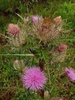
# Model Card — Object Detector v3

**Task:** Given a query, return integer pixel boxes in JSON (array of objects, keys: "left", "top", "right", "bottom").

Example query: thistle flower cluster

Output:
[
  {"left": 33, "top": 16, "right": 63, "bottom": 41},
  {"left": 7, "top": 15, "right": 72, "bottom": 94},
  {"left": 7, "top": 15, "right": 63, "bottom": 47}
]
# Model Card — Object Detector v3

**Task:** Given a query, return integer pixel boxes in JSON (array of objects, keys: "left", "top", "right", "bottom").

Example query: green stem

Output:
[
  {"left": 42, "top": 52, "right": 51, "bottom": 84},
  {"left": 0, "top": 54, "right": 34, "bottom": 56}
]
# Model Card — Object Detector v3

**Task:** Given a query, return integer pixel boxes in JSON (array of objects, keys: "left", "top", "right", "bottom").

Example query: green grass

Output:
[{"left": 0, "top": 0, "right": 75, "bottom": 100}]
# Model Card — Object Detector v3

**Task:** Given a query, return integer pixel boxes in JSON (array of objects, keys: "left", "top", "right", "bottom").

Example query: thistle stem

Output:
[
  {"left": 42, "top": 52, "right": 51, "bottom": 84},
  {"left": 0, "top": 54, "right": 34, "bottom": 56}
]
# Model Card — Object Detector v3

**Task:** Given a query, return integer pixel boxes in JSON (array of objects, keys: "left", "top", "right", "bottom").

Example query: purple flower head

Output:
[
  {"left": 22, "top": 67, "right": 47, "bottom": 91},
  {"left": 31, "top": 15, "right": 42, "bottom": 24},
  {"left": 25, "top": 17, "right": 29, "bottom": 22},
  {"left": 57, "top": 44, "right": 67, "bottom": 52},
  {"left": 65, "top": 68, "right": 75, "bottom": 81},
  {"left": 8, "top": 23, "right": 20, "bottom": 35}
]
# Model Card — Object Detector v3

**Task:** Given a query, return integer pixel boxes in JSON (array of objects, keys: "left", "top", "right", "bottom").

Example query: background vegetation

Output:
[{"left": 0, "top": 0, "right": 75, "bottom": 100}]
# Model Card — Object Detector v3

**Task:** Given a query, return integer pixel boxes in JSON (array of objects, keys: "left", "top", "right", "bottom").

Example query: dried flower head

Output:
[
  {"left": 8, "top": 23, "right": 20, "bottom": 35},
  {"left": 22, "top": 67, "right": 47, "bottom": 91},
  {"left": 33, "top": 16, "right": 63, "bottom": 41},
  {"left": 57, "top": 44, "right": 67, "bottom": 52},
  {"left": 54, "top": 16, "right": 62, "bottom": 23},
  {"left": 65, "top": 68, "right": 75, "bottom": 81}
]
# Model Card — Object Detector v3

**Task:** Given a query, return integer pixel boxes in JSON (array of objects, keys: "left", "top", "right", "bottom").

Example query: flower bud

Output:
[
  {"left": 54, "top": 16, "right": 62, "bottom": 23},
  {"left": 57, "top": 44, "right": 67, "bottom": 52},
  {"left": 8, "top": 23, "right": 20, "bottom": 35}
]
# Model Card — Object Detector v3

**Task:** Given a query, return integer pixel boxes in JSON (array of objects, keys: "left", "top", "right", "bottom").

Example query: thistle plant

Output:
[{"left": 5, "top": 14, "right": 74, "bottom": 100}]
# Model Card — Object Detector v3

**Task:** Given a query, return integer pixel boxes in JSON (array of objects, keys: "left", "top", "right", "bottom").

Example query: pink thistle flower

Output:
[
  {"left": 25, "top": 17, "right": 29, "bottom": 22},
  {"left": 22, "top": 67, "right": 47, "bottom": 91},
  {"left": 57, "top": 44, "right": 67, "bottom": 52},
  {"left": 54, "top": 16, "right": 62, "bottom": 23},
  {"left": 14, "top": 59, "right": 19, "bottom": 63},
  {"left": 31, "top": 15, "right": 42, "bottom": 24},
  {"left": 8, "top": 23, "right": 20, "bottom": 35},
  {"left": 59, "top": 98, "right": 63, "bottom": 100},
  {"left": 65, "top": 68, "right": 75, "bottom": 81}
]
